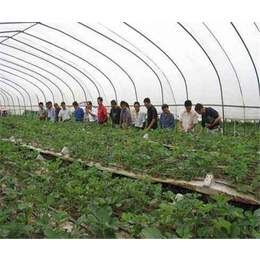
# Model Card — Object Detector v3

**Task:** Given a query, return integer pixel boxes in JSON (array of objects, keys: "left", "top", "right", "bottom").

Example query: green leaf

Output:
[
  {"left": 24, "top": 225, "right": 33, "bottom": 233},
  {"left": 122, "top": 213, "right": 132, "bottom": 222},
  {"left": 54, "top": 211, "right": 69, "bottom": 224},
  {"left": 76, "top": 214, "right": 86, "bottom": 226},
  {"left": 90, "top": 224, "right": 103, "bottom": 238},
  {"left": 109, "top": 218, "right": 119, "bottom": 229},
  {"left": 254, "top": 209, "right": 260, "bottom": 218},
  {"left": 230, "top": 225, "right": 241, "bottom": 238},
  {"left": 104, "top": 228, "right": 117, "bottom": 239},
  {"left": 94, "top": 207, "right": 111, "bottom": 225},
  {"left": 213, "top": 218, "right": 232, "bottom": 234},
  {"left": 44, "top": 228, "right": 56, "bottom": 238},
  {"left": 176, "top": 224, "right": 191, "bottom": 239},
  {"left": 141, "top": 228, "right": 163, "bottom": 239},
  {"left": 197, "top": 227, "right": 210, "bottom": 238},
  {"left": 17, "top": 203, "right": 27, "bottom": 211},
  {"left": 37, "top": 214, "right": 49, "bottom": 226},
  {"left": 211, "top": 195, "right": 231, "bottom": 205}
]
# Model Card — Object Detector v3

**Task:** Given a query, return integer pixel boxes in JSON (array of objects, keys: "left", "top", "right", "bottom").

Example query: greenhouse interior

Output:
[{"left": 0, "top": 22, "right": 259, "bottom": 239}]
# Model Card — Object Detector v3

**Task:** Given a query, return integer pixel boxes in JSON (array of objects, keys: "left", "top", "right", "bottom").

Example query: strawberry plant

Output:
[{"left": 0, "top": 117, "right": 259, "bottom": 239}]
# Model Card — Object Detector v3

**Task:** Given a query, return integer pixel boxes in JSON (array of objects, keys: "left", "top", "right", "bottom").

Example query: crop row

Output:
[
  {"left": 0, "top": 139, "right": 260, "bottom": 238},
  {"left": 0, "top": 117, "right": 259, "bottom": 194}
]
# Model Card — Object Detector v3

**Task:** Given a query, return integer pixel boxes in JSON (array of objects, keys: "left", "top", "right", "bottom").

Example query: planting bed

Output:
[
  {"left": 0, "top": 117, "right": 259, "bottom": 238},
  {"left": 0, "top": 117, "right": 259, "bottom": 194}
]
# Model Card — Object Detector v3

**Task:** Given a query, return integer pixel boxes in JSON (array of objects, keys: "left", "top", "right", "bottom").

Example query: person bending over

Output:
[{"left": 195, "top": 103, "right": 221, "bottom": 135}]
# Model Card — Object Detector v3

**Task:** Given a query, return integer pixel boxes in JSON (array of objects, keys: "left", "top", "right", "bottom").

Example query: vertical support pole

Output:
[
  {"left": 17, "top": 97, "right": 22, "bottom": 116},
  {"left": 233, "top": 120, "right": 236, "bottom": 137},
  {"left": 243, "top": 107, "right": 246, "bottom": 134},
  {"left": 35, "top": 94, "right": 40, "bottom": 120}
]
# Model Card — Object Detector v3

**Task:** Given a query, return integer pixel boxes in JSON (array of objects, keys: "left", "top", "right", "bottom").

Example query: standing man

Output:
[
  {"left": 54, "top": 103, "right": 61, "bottom": 123},
  {"left": 72, "top": 101, "right": 84, "bottom": 122},
  {"left": 144, "top": 98, "right": 158, "bottom": 131},
  {"left": 109, "top": 100, "right": 121, "bottom": 125},
  {"left": 84, "top": 101, "right": 97, "bottom": 123},
  {"left": 159, "top": 104, "right": 175, "bottom": 129},
  {"left": 132, "top": 101, "right": 146, "bottom": 130},
  {"left": 195, "top": 103, "right": 221, "bottom": 134},
  {"left": 38, "top": 102, "right": 47, "bottom": 121},
  {"left": 46, "top": 101, "right": 56, "bottom": 122},
  {"left": 58, "top": 102, "right": 71, "bottom": 122},
  {"left": 97, "top": 97, "right": 108, "bottom": 124},
  {"left": 179, "top": 100, "right": 198, "bottom": 133},
  {"left": 119, "top": 101, "right": 131, "bottom": 130}
]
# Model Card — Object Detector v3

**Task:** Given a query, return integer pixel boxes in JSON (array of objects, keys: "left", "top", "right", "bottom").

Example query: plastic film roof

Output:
[{"left": 0, "top": 22, "right": 259, "bottom": 120}]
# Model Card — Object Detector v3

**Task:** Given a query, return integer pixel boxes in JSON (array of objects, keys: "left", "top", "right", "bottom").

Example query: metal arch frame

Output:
[
  {"left": 0, "top": 68, "right": 47, "bottom": 104},
  {"left": 0, "top": 58, "right": 65, "bottom": 102},
  {"left": 177, "top": 22, "right": 225, "bottom": 133},
  {"left": 79, "top": 22, "right": 165, "bottom": 104},
  {"left": 0, "top": 63, "right": 56, "bottom": 103},
  {"left": 203, "top": 22, "right": 246, "bottom": 124},
  {"left": 0, "top": 91, "right": 6, "bottom": 107},
  {"left": 40, "top": 23, "right": 136, "bottom": 102},
  {"left": 0, "top": 23, "right": 106, "bottom": 103},
  {"left": 0, "top": 88, "right": 15, "bottom": 114},
  {"left": 0, "top": 87, "right": 20, "bottom": 115},
  {"left": 16, "top": 96, "right": 22, "bottom": 115},
  {"left": 0, "top": 80, "right": 26, "bottom": 111},
  {"left": 0, "top": 76, "right": 33, "bottom": 112},
  {"left": 0, "top": 23, "right": 38, "bottom": 44},
  {"left": 124, "top": 22, "right": 189, "bottom": 101},
  {"left": 35, "top": 93, "right": 40, "bottom": 108},
  {"left": 0, "top": 22, "right": 36, "bottom": 25},
  {"left": 231, "top": 23, "right": 260, "bottom": 99},
  {"left": 0, "top": 30, "right": 20, "bottom": 34},
  {"left": 0, "top": 50, "right": 76, "bottom": 102},
  {"left": 11, "top": 37, "right": 112, "bottom": 105},
  {"left": 21, "top": 31, "right": 114, "bottom": 101},
  {"left": 1, "top": 43, "right": 90, "bottom": 103},
  {"left": 9, "top": 36, "right": 105, "bottom": 102},
  {"left": 254, "top": 22, "right": 260, "bottom": 32},
  {"left": 99, "top": 23, "right": 177, "bottom": 107},
  {"left": 19, "top": 31, "right": 109, "bottom": 104},
  {"left": 16, "top": 36, "right": 107, "bottom": 104}
]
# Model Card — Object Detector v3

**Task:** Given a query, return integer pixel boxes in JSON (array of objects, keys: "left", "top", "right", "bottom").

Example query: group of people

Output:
[{"left": 38, "top": 97, "right": 222, "bottom": 134}]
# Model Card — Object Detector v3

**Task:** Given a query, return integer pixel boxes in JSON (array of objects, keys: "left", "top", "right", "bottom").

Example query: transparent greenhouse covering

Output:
[{"left": 0, "top": 22, "right": 259, "bottom": 120}]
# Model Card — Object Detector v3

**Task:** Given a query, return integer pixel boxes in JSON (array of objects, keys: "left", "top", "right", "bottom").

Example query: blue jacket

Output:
[{"left": 74, "top": 107, "right": 84, "bottom": 122}]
